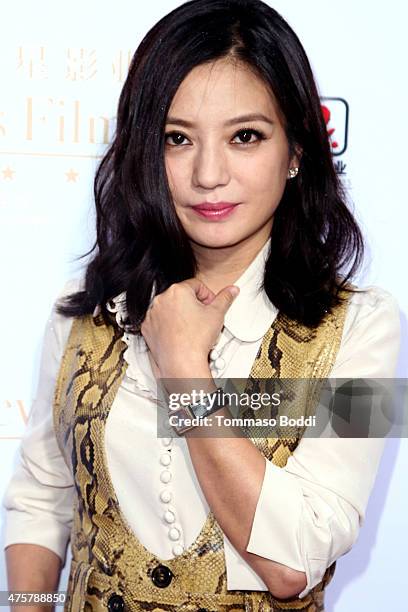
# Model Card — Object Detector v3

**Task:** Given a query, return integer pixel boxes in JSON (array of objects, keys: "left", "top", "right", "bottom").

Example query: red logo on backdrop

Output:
[{"left": 320, "top": 97, "right": 349, "bottom": 157}]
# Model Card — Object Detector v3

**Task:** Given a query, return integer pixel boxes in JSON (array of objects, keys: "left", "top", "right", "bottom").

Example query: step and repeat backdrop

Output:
[{"left": 0, "top": 1, "right": 407, "bottom": 610}]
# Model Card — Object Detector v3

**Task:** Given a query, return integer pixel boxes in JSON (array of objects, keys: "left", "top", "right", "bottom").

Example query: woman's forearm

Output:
[
  {"left": 185, "top": 408, "right": 306, "bottom": 599},
  {"left": 5, "top": 544, "right": 62, "bottom": 612},
  {"left": 160, "top": 361, "right": 308, "bottom": 599}
]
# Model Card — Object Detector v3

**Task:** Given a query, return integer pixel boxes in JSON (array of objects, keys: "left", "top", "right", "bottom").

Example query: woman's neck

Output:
[{"left": 193, "top": 234, "right": 270, "bottom": 295}]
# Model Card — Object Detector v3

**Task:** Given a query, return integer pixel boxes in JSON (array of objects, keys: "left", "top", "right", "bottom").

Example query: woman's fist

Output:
[{"left": 140, "top": 278, "right": 239, "bottom": 379}]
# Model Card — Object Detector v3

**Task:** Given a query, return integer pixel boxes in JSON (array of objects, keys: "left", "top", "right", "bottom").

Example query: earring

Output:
[{"left": 287, "top": 167, "right": 299, "bottom": 179}]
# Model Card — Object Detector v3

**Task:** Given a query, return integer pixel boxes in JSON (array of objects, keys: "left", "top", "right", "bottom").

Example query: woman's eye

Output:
[
  {"left": 165, "top": 132, "right": 189, "bottom": 146},
  {"left": 232, "top": 128, "right": 264, "bottom": 145},
  {"left": 164, "top": 128, "right": 265, "bottom": 147}
]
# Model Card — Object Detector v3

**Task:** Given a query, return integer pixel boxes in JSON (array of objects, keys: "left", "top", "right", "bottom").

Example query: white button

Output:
[
  {"left": 168, "top": 527, "right": 181, "bottom": 541},
  {"left": 162, "top": 437, "right": 172, "bottom": 447},
  {"left": 210, "top": 348, "right": 219, "bottom": 360},
  {"left": 164, "top": 510, "right": 175, "bottom": 524},
  {"left": 214, "top": 357, "right": 225, "bottom": 370},
  {"left": 160, "top": 453, "right": 171, "bottom": 466},
  {"left": 160, "top": 490, "right": 172, "bottom": 503},
  {"left": 160, "top": 470, "right": 172, "bottom": 483},
  {"left": 172, "top": 544, "right": 184, "bottom": 556}
]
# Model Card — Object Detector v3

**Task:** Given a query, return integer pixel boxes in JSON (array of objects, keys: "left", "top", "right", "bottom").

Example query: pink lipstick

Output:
[{"left": 191, "top": 201, "right": 239, "bottom": 220}]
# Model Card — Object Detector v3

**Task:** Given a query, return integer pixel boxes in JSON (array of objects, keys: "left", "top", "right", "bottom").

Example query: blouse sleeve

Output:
[
  {"left": 2, "top": 278, "right": 81, "bottom": 567},
  {"left": 224, "top": 286, "right": 401, "bottom": 598}
]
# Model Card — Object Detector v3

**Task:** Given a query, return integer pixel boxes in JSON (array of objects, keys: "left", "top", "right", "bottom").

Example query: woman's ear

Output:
[
  {"left": 291, "top": 143, "right": 302, "bottom": 169},
  {"left": 287, "top": 144, "right": 302, "bottom": 179}
]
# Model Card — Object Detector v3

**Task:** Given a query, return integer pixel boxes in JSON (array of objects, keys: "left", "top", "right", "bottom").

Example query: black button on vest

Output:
[
  {"left": 107, "top": 593, "right": 125, "bottom": 612},
  {"left": 151, "top": 564, "right": 173, "bottom": 588}
]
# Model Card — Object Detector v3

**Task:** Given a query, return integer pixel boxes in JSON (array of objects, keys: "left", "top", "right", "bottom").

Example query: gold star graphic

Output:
[
  {"left": 66, "top": 168, "right": 79, "bottom": 182},
  {"left": 2, "top": 167, "right": 15, "bottom": 180}
]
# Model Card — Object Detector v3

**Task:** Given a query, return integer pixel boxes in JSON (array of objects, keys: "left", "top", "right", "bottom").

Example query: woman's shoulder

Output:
[
  {"left": 347, "top": 283, "right": 398, "bottom": 306},
  {"left": 332, "top": 284, "right": 401, "bottom": 378},
  {"left": 344, "top": 284, "right": 400, "bottom": 328},
  {"left": 48, "top": 275, "right": 87, "bottom": 352},
  {"left": 55, "top": 275, "right": 85, "bottom": 301}
]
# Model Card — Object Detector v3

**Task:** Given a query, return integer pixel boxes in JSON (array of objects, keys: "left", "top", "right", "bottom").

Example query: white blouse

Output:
[{"left": 2, "top": 239, "right": 401, "bottom": 599}]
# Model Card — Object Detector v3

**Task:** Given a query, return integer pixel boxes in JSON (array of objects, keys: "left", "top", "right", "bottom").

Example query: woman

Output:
[{"left": 3, "top": 1, "right": 400, "bottom": 611}]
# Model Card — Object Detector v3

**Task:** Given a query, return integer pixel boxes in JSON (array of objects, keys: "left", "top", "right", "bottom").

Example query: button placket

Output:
[
  {"left": 158, "top": 438, "right": 185, "bottom": 556},
  {"left": 106, "top": 290, "right": 186, "bottom": 561}
]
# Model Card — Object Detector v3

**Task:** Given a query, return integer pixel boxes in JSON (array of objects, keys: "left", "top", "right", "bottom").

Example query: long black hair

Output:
[{"left": 56, "top": 0, "right": 363, "bottom": 329}]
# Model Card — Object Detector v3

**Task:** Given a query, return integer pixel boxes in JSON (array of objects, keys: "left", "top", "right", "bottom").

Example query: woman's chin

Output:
[{"left": 187, "top": 230, "right": 248, "bottom": 250}]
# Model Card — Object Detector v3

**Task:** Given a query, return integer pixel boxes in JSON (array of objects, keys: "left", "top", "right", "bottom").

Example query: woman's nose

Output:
[{"left": 192, "top": 145, "right": 230, "bottom": 189}]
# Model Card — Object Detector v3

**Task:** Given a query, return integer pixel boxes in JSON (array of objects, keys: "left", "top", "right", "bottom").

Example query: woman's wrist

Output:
[
  {"left": 160, "top": 357, "right": 212, "bottom": 379},
  {"left": 160, "top": 362, "right": 215, "bottom": 396}
]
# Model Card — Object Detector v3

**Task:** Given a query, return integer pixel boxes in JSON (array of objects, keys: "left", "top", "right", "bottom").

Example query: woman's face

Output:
[{"left": 164, "top": 58, "right": 298, "bottom": 250}]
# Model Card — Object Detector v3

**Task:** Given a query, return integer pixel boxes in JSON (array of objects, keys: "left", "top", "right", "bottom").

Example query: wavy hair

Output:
[{"left": 56, "top": 0, "right": 363, "bottom": 329}]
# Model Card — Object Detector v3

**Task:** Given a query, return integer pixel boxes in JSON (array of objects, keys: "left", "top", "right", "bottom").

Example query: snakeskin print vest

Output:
[{"left": 53, "top": 294, "right": 350, "bottom": 612}]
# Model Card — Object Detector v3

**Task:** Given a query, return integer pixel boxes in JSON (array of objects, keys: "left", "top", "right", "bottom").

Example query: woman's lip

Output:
[
  {"left": 191, "top": 204, "right": 238, "bottom": 220},
  {"left": 191, "top": 202, "right": 239, "bottom": 211}
]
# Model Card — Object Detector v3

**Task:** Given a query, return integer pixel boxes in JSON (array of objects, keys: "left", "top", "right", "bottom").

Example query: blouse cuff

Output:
[
  {"left": 246, "top": 458, "right": 305, "bottom": 570},
  {"left": 245, "top": 458, "right": 322, "bottom": 599},
  {"left": 3, "top": 510, "right": 71, "bottom": 567},
  {"left": 223, "top": 533, "right": 269, "bottom": 590}
]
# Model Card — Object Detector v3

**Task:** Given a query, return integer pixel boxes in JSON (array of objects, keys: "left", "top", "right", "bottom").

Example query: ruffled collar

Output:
[{"left": 101, "top": 238, "right": 277, "bottom": 374}]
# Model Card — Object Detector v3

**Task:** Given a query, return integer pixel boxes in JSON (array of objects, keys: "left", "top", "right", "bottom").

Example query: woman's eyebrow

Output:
[{"left": 165, "top": 113, "right": 274, "bottom": 127}]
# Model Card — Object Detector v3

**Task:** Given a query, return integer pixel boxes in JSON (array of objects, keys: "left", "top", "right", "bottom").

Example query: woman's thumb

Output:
[
  {"left": 228, "top": 286, "right": 240, "bottom": 298},
  {"left": 212, "top": 285, "right": 240, "bottom": 313}
]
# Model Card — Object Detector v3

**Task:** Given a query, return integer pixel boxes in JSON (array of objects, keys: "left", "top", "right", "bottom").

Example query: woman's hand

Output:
[{"left": 140, "top": 278, "right": 239, "bottom": 380}]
